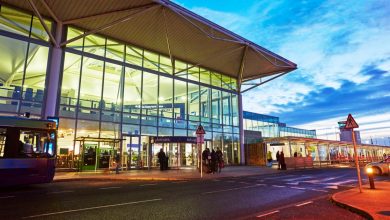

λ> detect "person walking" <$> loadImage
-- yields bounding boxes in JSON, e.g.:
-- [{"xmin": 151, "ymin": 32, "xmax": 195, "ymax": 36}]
[
  {"xmin": 202, "ymin": 148, "xmax": 211, "ymax": 173},
  {"xmin": 276, "ymin": 151, "xmax": 280, "ymax": 170},
  {"xmin": 210, "ymin": 149, "xmax": 217, "ymax": 174},
  {"xmin": 158, "ymin": 148, "xmax": 166, "ymax": 171},
  {"xmin": 267, "ymin": 151, "xmax": 273, "ymax": 167},
  {"xmin": 115, "ymin": 153, "xmax": 121, "ymax": 174},
  {"xmin": 280, "ymin": 150, "xmax": 286, "ymax": 170},
  {"xmin": 216, "ymin": 147, "xmax": 223, "ymax": 173}
]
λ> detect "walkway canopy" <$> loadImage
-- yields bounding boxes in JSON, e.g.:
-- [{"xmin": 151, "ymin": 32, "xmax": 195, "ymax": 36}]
[{"xmin": 2, "ymin": 0, "xmax": 297, "ymax": 92}]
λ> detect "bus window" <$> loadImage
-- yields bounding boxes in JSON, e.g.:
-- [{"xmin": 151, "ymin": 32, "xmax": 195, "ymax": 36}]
[
  {"xmin": 19, "ymin": 130, "xmax": 56, "ymax": 158},
  {"xmin": 0, "ymin": 128, "xmax": 6, "ymax": 157}
]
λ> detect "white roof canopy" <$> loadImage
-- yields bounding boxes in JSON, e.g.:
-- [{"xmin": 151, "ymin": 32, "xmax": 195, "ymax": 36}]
[{"xmin": 2, "ymin": 0, "xmax": 297, "ymax": 91}]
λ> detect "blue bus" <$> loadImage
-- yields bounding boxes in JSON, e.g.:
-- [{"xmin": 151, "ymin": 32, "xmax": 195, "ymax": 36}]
[{"xmin": 0, "ymin": 116, "xmax": 57, "ymax": 187}]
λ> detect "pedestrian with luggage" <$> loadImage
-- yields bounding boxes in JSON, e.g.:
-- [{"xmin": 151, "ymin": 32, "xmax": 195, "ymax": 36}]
[{"xmin": 158, "ymin": 148, "xmax": 166, "ymax": 171}]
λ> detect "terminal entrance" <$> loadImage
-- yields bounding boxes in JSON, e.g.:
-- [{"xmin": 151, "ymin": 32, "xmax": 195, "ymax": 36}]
[
  {"xmin": 75, "ymin": 137, "xmax": 122, "ymax": 171},
  {"xmin": 122, "ymin": 135, "xmax": 210, "ymax": 170}
]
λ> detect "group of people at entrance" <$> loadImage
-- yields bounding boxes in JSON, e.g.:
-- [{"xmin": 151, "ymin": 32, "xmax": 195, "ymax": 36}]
[
  {"xmin": 202, "ymin": 148, "xmax": 224, "ymax": 174},
  {"xmin": 267, "ymin": 150, "xmax": 286, "ymax": 170}
]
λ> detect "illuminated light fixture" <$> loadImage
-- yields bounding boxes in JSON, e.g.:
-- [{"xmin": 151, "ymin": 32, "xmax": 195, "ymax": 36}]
[
  {"xmin": 181, "ymin": 96, "xmax": 186, "ymax": 101},
  {"xmin": 366, "ymin": 167, "xmax": 373, "ymax": 174},
  {"xmin": 159, "ymin": 97, "xmax": 165, "ymax": 101}
]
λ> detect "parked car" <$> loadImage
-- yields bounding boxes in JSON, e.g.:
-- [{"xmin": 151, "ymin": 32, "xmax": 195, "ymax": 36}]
[{"xmin": 365, "ymin": 157, "xmax": 390, "ymax": 175}]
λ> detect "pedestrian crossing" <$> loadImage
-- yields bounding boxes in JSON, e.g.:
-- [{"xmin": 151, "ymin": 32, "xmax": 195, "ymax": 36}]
[{"xmin": 218, "ymin": 172, "xmax": 369, "ymax": 193}]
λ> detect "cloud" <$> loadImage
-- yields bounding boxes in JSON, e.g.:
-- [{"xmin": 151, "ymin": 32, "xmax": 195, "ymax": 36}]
[
  {"xmin": 176, "ymin": 0, "xmax": 390, "ymax": 140},
  {"xmin": 190, "ymin": 7, "xmax": 252, "ymax": 34}
]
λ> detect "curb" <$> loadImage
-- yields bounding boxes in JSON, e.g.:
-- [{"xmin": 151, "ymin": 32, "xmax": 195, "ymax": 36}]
[
  {"xmin": 53, "ymin": 177, "xmax": 185, "ymax": 182},
  {"xmin": 331, "ymin": 194, "xmax": 373, "ymax": 220}
]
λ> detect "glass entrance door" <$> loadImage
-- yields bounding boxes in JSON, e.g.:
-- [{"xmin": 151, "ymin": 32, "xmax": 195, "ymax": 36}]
[{"xmin": 123, "ymin": 135, "xmax": 141, "ymax": 169}]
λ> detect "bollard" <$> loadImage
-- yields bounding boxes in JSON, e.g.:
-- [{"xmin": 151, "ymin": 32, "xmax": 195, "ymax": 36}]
[{"xmin": 366, "ymin": 167, "xmax": 375, "ymax": 189}]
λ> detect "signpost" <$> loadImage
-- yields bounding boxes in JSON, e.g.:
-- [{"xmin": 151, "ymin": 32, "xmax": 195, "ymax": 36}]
[
  {"xmin": 345, "ymin": 114, "xmax": 362, "ymax": 193},
  {"xmin": 196, "ymin": 125, "xmax": 205, "ymax": 178}
]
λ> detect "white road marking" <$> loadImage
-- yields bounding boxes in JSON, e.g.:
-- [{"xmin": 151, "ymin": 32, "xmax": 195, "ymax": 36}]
[
  {"xmin": 99, "ymin": 186, "xmax": 121, "ymax": 190},
  {"xmin": 47, "ymin": 191, "xmax": 74, "ymax": 194},
  {"xmin": 0, "ymin": 196, "xmax": 16, "ymax": 199},
  {"xmin": 327, "ymin": 179, "xmax": 356, "ymax": 185},
  {"xmin": 302, "ymin": 177, "xmax": 340, "ymax": 184},
  {"xmin": 22, "ymin": 198, "xmax": 162, "ymax": 219},
  {"xmin": 290, "ymin": 187, "xmax": 306, "ymax": 190},
  {"xmin": 202, "ymin": 184, "xmax": 264, "ymax": 195},
  {"xmin": 324, "ymin": 185, "xmax": 338, "ymax": 190},
  {"xmin": 286, "ymin": 182, "xmax": 299, "ymax": 185},
  {"xmin": 296, "ymin": 201, "xmax": 313, "ymax": 207},
  {"xmin": 139, "ymin": 183, "xmax": 157, "ymax": 186},
  {"xmin": 284, "ymin": 176, "xmax": 314, "ymax": 182},
  {"xmin": 256, "ymin": 210, "xmax": 279, "ymax": 218},
  {"xmin": 310, "ymin": 189, "xmax": 328, "ymax": 192},
  {"xmin": 272, "ymin": 185, "xmax": 286, "ymax": 188}
]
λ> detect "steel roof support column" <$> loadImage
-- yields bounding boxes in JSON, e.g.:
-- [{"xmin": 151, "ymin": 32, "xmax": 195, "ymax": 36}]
[
  {"xmin": 237, "ymin": 46, "xmax": 248, "ymax": 93},
  {"xmin": 241, "ymin": 71, "xmax": 289, "ymax": 93},
  {"xmin": 61, "ymin": 5, "xmax": 159, "ymax": 47},
  {"xmin": 27, "ymin": 0, "xmax": 58, "ymax": 47},
  {"xmin": 237, "ymin": 46, "xmax": 247, "ymax": 165},
  {"xmin": 238, "ymin": 92, "xmax": 245, "ymax": 165},
  {"xmin": 40, "ymin": 0, "xmax": 60, "ymax": 23},
  {"xmin": 43, "ymin": 22, "xmax": 63, "ymax": 118},
  {"xmin": 162, "ymin": 8, "xmax": 174, "ymax": 72}
]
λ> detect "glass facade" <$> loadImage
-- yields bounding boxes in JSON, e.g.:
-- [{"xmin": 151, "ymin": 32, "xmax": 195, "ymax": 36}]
[
  {"xmin": 0, "ymin": 5, "xmax": 51, "ymax": 117},
  {"xmin": 243, "ymin": 111, "xmax": 316, "ymax": 138},
  {"xmin": 56, "ymin": 26, "xmax": 240, "ymax": 168},
  {"xmin": 0, "ymin": 5, "xmax": 241, "ymax": 170}
]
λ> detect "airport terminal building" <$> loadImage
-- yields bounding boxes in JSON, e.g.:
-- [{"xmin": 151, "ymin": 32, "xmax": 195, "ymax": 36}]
[{"xmin": 0, "ymin": 1, "xmax": 296, "ymax": 170}]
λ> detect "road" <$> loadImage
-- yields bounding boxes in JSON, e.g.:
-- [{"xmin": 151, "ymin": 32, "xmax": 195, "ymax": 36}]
[{"xmin": 0, "ymin": 168, "xmax": 388, "ymax": 220}]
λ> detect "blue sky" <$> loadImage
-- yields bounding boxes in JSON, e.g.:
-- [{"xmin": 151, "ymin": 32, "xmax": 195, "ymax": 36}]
[{"xmin": 174, "ymin": 0, "xmax": 390, "ymax": 144}]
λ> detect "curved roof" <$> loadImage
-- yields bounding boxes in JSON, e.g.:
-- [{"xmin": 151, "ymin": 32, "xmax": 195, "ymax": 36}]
[{"xmin": 1, "ymin": 0, "xmax": 297, "ymax": 82}]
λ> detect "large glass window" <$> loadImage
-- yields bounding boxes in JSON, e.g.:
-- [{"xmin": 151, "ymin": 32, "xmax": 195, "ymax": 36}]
[
  {"xmin": 140, "ymin": 72, "xmax": 158, "ymax": 127},
  {"xmin": 188, "ymin": 82, "xmax": 199, "ymax": 122},
  {"xmin": 173, "ymin": 79, "xmax": 187, "ymax": 129},
  {"xmin": 84, "ymin": 34, "xmax": 106, "ymax": 57},
  {"xmin": 159, "ymin": 75, "xmax": 173, "ymax": 127},
  {"xmin": 60, "ymin": 53, "xmax": 81, "ymax": 117},
  {"xmin": 21, "ymin": 43, "xmax": 49, "ymax": 114},
  {"xmin": 211, "ymin": 89, "xmax": 221, "ymax": 124},
  {"xmin": 78, "ymin": 58, "xmax": 103, "ymax": 121},
  {"xmin": 200, "ymin": 86, "xmax": 211, "ymax": 123},
  {"xmin": 102, "ymin": 62, "xmax": 123, "ymax": 122},
  {"xmin": 0, "ymin": 35, "xmax": 27, "ymax": 113}
]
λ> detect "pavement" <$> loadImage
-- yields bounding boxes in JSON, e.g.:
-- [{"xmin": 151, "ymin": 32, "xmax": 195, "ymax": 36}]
[
  {"xmin": 332, "ymin": 180, "xmax": 390, "ymax": 220},
  {"xmin": 54, "ymin": 166, "xmax": 280, "ymax": 182},
  {"xmin": 54, "ymin": 166, "xmax": 390, "ymax": 219}
]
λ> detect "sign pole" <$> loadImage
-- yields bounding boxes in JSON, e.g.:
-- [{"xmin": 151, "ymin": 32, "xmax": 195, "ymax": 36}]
[
  {"xmin": 196, "ymin": 125, "xmax": 206, "ymax": 179},
  {"xmin": 352, "ymin": 128, "xmax": 363, "ymax": 193},
  {"xmin": 200, "ymin": 142, "xmax": 202, "ymax": 178}
]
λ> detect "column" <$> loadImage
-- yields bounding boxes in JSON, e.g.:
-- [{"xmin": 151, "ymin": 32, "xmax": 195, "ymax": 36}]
[
  {"xmin": 43, "ymin": 23, "xmax": 63, "ymax": 118},
  {"xmin": 238, "ymin": 92, "xmax": 245, "ymax": 165}
]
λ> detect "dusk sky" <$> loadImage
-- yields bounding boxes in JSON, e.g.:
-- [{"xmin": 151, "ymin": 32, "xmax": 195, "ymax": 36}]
[{"xmin": 174, "ymin": 0, "xmax": 390, "ymax": 145}]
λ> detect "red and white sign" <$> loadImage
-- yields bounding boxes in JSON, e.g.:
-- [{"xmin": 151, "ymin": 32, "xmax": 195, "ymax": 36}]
[{"xmin": 345, "ymin": 114, "xmax": 359, "ymax": 129}]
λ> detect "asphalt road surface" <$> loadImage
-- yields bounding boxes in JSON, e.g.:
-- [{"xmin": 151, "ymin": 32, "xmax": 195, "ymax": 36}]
[{"xmin": 1, "ymin": 168, "xmax": 388, "ymax": 220}]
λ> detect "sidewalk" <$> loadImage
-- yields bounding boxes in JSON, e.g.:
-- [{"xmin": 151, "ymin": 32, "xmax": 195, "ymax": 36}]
[
  {"xmin": 54, "ymin": 166, "xmax": 280, "ymax": 182},
  {"xmin": 332, "ymin": 181, "xmax": 390, "ymax": 220}
]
